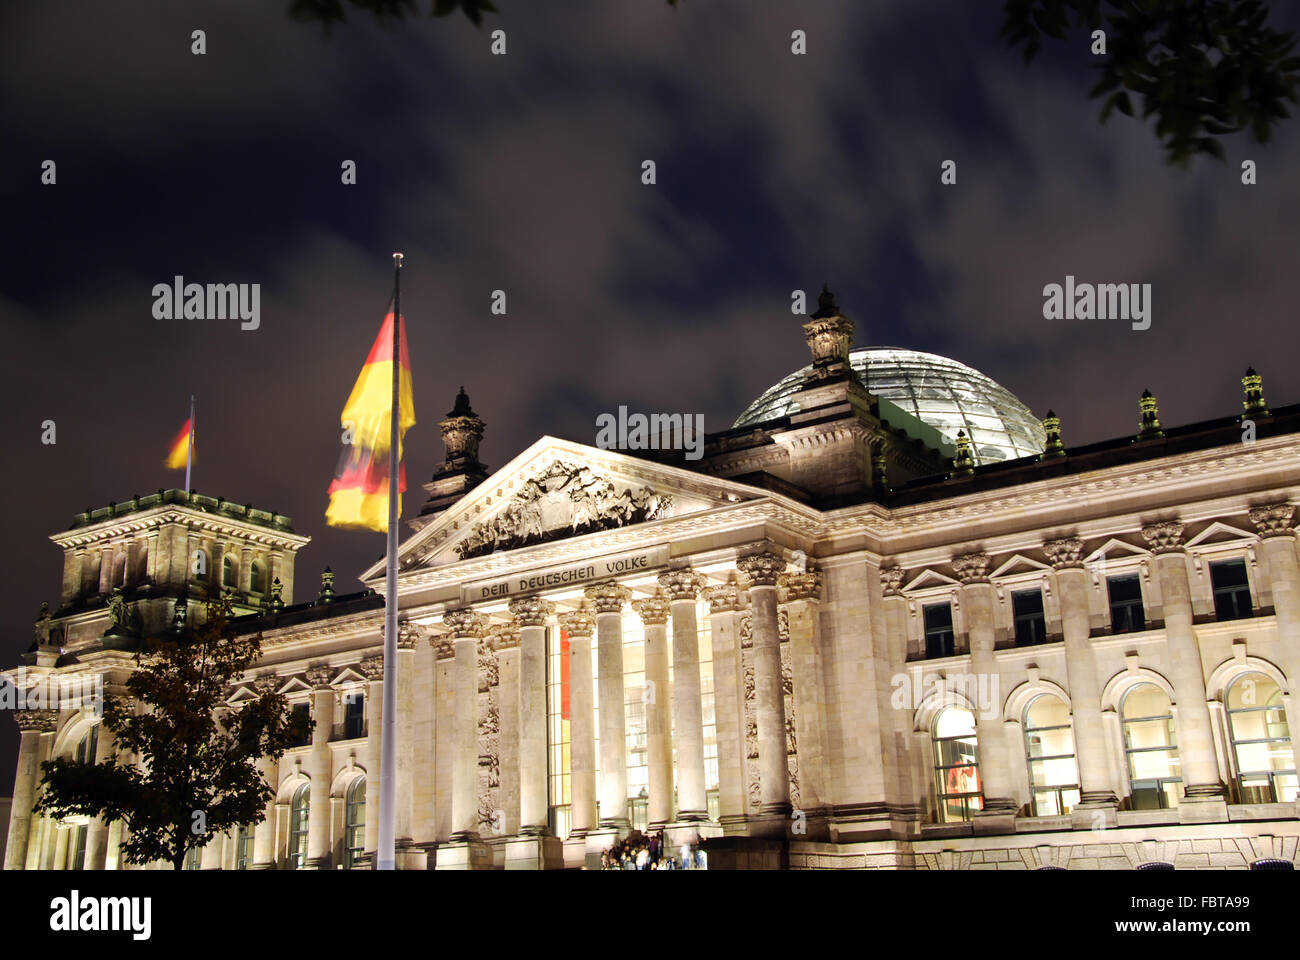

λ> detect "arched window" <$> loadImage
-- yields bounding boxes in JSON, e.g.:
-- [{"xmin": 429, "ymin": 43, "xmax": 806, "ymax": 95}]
[
  {"xmin": 289, "ymin": 783, "xmax": 310, "ymax": 870},
  {"xmin": 75, "ymin": 724, "xmax": 99, "ymax": 765},
  {"xmin": 70, "ymin": 823, "xmax": 89, "ymax": 870},
  {"xmin": 222, "ymin": 556, "xmax": 236, "ymax": 589},
  {"xmin": 1121, "ymin": 684, "xmax": 1181, "ymax": 809},
  {"xmin": 1226, "ymin": 673, "xmax": 1298, "ymax": 804},
  {"xmin": 1024, "ymin": 695, "xmax": 1080, "ymax": 816},
  {"xmin": 343, "ymin": 777, "xmax": 366, "ymax": 869},
  {"xmin": 933, "ymin": 707, "xmax": 983, "ymax": 822},
  {"xmin": 249, "ymin": 561, "xmax": 266, "ymax": 594},
  {"xmin": 235, "ymin": 824, "xmax": 254, "ymax": 870}
]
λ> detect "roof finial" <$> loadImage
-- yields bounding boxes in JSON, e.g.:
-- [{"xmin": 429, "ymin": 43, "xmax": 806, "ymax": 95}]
[
  {"xmin": 811, "ymin": 283, "xmax": 839, "ymax": 319},
  {"xmin": 1241, "ymin": 367, "xmax": 1269, "ymax": 418},
  {"xmin": 1041, "ymin": 410, "xmax": 1065, "ymax": 458},
  {"xmin": 951, "ymin": 430, "xmax": 976, "ymax": 476},
  {"xmin": 1137, "ymin": 389, "xmax": 1164, "ymax": 440}
]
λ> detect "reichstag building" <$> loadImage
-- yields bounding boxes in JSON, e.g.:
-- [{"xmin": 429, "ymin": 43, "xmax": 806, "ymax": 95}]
[{"xmin": 5, "ymin": 288, "xmax": 1298, "ymax": 870}]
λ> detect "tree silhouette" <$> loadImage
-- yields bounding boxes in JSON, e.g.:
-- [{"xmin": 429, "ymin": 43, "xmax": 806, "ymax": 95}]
[
  {"xmin": 32, "ymin": 599, "xmax": 311, "ymax": 870},
  {"xmin": 1003, "ymin": 0, "xmax": 1300, "ymax": 166}
]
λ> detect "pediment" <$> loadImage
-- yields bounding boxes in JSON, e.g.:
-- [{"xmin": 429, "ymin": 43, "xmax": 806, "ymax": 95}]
[
  {"xmin": 373, "ymin": 436, "xmax": 771, "ymax": 578},
  {"xmin": 1084, "ymin": 537, "xmax": 1150, "ymax": 563},
  {"xmin": 902, "ymin": 569, "xmax": 960, "ymax": 593},
  {"xmin": 1185, "ymin": 521, "xmax": 1256, "ymax": 548},
  {"xmin": 990, "ymin": 553, "xmax": 1053, "ymax": 578}
]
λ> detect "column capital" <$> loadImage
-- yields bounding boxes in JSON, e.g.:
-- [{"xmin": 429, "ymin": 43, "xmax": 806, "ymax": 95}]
[
  {"xmin": 305, "ymin": 665, "xmax": 333, "ymax": 690},
  {"xmin": 15, "ymin": 709, "xmax": 58, "ymax": 732},
  {"xmin": 632, "ymin": 590, "xmax": 671, "ymax": 625},
  {"xmin": 489, "ymin": 622, "xmax": 522, "ymax": 650},
  {"xmin": 252, "ymin": 675, "xmax": 280, "ymax": 696},
  {"xmin": 1141, "ymin": 520, "xmax": 1186, "ymax": 554},
  {"xmin": 394, "ymin": 618, "xmax": 425, "ymax": 649},
  {"xmin": 557, "ymin": 604, "xmax": 596, "ymax": 637},
  {"xmin": 443, "ymin": 608, "xmax": 489, "ymax": 638},
  {"xmin": 657, "ymin": 568, "xmax": 707, "ymax": 601},
  {"xmin": 952, "ymin": 552, "xmax": 990, "ymax": 584},
  {"xmin": 434, "ymin": 637, "xmax": 456, "ymax": 661},
  {"xmin": 779, "ymin": 570, "xmax": 823, "ymax": 602},
  {"xmin": 507, "ymin": 596, "xmax": 555, "ymax": 628},
  {"xmin": 1249, "ymin": 502, "xmax": 1295, "ymax": 539},
  {"xmin": 1044, "ymin": 537, "xmax": 1086, "ymax": 570},
  {"xmin": 359, "ymin": 655, "xmax": 385, "ymax": 681},
  {"xmin": 736, "ymin": 551, "xmax": 784, "ymax": 587},
  {"xmin": 880, "ymin": 565, "xmax": 905, "ymax": 597},
  {"xmin": 584, "ymin": 580, "xmax": 632, "ymax": 614},
  {"xmin": 704, "ymin": 582, "xmax": 745, "ymax": 613}
]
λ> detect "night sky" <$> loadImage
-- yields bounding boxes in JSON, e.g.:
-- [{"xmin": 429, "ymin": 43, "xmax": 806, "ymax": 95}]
[{"xmin": 2, "ymin": 0, "xmax": 1298, "ymax": 790}]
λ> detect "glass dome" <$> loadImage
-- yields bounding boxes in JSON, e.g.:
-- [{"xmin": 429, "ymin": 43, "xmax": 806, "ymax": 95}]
[{"xmin": 734, "ymin": 347, "xmax": 1046, "ymax": 465}]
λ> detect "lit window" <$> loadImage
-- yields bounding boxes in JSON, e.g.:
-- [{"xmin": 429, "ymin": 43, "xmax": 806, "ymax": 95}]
[
  {"xmin": 1107, "ymin": 574, "xmax": 1144, "ymax": 633},
  {"xmin": 923, "ymin": 603, "xmax": 955, "ymax": 658},
  {"xmin": 547, "ymin": 625, "xmax": 572, "ymax": 840},
  {"xmin": 933, "ymin": 707, "xmax": 983, "ymax": 822},
  {"xmin": 1012, "ymin": 589, "xmax": 1047, "ymax": 646},
  {"xmin": 343, "ymin": 777, "xmax": 366, "ymax": 869},
  {"xmin": 1023, "ymin": 695, "xmax": 1080, "ymax": 816},
  {"xmin": 288, "ymin": 783, "xmax": 310, "ymax": 869},
  {"xmin": 1121, "ymin": 684, "xmax": 1181, "ymax": 809},
  {"xmin": 1226, "ymin": 673, "xmax": 1297, "ymax": 804},
  {"xmin": 75, "ymin": 725, "xmax": 99, "ymax": 765},
  {"xmin": 235, "ymin": 824, "xmax": 254, "ymax": 870},
  {"xmin": 1210, "ymin": 559, "xmax": 1252, "ymax": 621}
]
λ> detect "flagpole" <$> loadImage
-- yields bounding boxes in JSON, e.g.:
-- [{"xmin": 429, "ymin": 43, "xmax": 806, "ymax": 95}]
[
  {"xmin": 377, "ymin": 253, "xmax": 403, "ymax": 871},
  {"xmin": 185, "ymin": 395, "xmax": 195, "ymax": 493}
]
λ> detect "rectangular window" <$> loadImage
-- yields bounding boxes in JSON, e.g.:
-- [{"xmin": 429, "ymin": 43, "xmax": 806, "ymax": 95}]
[
  {"xmin": 923, "ymin": 603, "xmax": 955, "ymax": 658},
  {"xmin": 547, "ymin": 626, "xmax": 572, "ymax": 840},
  {"xmin": 1107, "ymin": 574, "xmax": 1144, "ymax": 634},
  {"xmin": 236, "ymin": 825, "xmax": 254, "ymax": 870},
  {"xmin": 1210, "ymin": 559, "xmax": 1252, "ymax": 621},
  {"xmin": 344, "ymin": 692, "xmax": 365, "ymax": 740},
  {"xmin": 71, "ymin": 824, "xmax": 88, "ymax": 870},
  {"xmin": 292, "ymin": 703, "xmax": 311, "ymax": 747},
  {"xmin": 1012, "ymin": 589, "xmax": 1047, "ymax": 646}
]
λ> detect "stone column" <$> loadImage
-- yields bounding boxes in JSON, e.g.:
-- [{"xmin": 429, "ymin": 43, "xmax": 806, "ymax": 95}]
[
  {"xmin": 123, "ymin": 542, "xmax": 140, "ymax": 590},
  {"xmin": 1141, "ymin": 522, "xmax": 1227, "ymax": 815},
  {"xmin": 780, "ymin": 568, "xmax": 831, "ymax": 817},
  {"xmin": 5, "ymin": 710, "xmax": 57, "ymax": 870},
  {"xmin": 659, "ymin": 569, "xmax": 709, "ymax": 821},
  {"xmin": 211, "ymin": 542, "xmax": 225, "ymax": 594},
  {"xmin": 239, "ymin": 545, "xmax": 253, "ymax": 593},
  {"xmin": 492, "ymin": 624, "xmax": 522, "ymax": 838},
  {"xmin": 509, "ymin": 597, "xmax": 554, "ymax": 835},
  {"xmin": 633, "ymin": 592, "xmax": 673, "ymax": 828},
  {"xmin": 394, "ymin": 621, "xmax": 420, "ymax": 853},
  {"xmin": 1044, "ymin": 538, "xmax": 1119, "ymax": 822},
  {"xmin": 1249, "ymin": 504, "xmax": 1300, "ymax": 776},
  {"xmin": 444, "ymin": 610, "xmax": 488, "ymax": 840},
  {"xmin": 411, "ymin": 630, "xmax": 436, "ymax": 849},
  {"xmin": 586, "ymin": 581, "xmax": 631, "ymax": 830},
  {"xmin": 952, "ymin": 552, "xmax": 1018, "ymax": 822},
  {"xmin": 305, "ymin": 665, "xmax": 335, "ymax": 869},
  {"xmin": 880, "ymin": 567, "xmax": 924, "ymax": 816},
  {"xmin": 559, "ymin": 605, "xmax": 598, "ymax": 836},
  {"xmin": 360, "ymin": 655, "xmax": 385, "ymax": 857},
  {"xmin": 433, "ymin": 639, "xmax": 455, "ymax": 841},
  {"xmin": 705, "ymin": 582, "xmax": 748, "ymax": 831},
  {"xmin": 85, "ymin": 718, "xmax": 116, "ymax": 869},
  {"xmin": 98, "ymin": 545, "xmax": 115, "ymax": 595},
  {"xmin": 736, "ymin": 554, "xmax": 791, "ymax": 817},
  {"xmin": 251, "ymin": 677, "xmax": 279, "ymax": 868},
  {"xmin": 62, "ymin": 548, "xmax": 85, "ymax": 606},
  {"xmin": 53, "ymin": 822, "xmax": 70, "ymax": 869}
]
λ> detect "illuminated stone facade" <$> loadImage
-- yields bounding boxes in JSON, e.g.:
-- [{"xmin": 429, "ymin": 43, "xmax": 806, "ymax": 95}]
[{"xmin": 5, "ymin": 295, "xmax": 1299, "ymax": 870}]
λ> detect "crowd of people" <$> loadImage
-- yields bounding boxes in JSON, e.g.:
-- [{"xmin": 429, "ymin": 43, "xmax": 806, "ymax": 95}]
[{"xmin": 598, "ymin": 831, "xmax": 708, "ymax": 870}]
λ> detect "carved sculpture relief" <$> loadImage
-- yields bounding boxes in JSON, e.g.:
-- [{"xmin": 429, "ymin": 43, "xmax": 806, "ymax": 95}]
[{"xmin": 740, "ymin": 609, "xmax": 798, "ymax": 811}]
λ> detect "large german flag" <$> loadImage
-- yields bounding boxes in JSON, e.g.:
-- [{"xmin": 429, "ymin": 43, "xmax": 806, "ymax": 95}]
[{"xmin": 326, "ymin": 312, "xmax": 415, "ymax": 532}]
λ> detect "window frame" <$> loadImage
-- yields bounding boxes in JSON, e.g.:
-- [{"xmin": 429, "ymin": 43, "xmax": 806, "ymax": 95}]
[
  {"xmin": 1120, "ymin": 683, "xmax": 1182, "ymax": 810},
  {"xmin": 1022, "ymin": 694, "xmax": 1081, "ymax": 817},
  {"xmin": 1225, "ymin": 672, "xmax": 1297, "ymax": 805}
]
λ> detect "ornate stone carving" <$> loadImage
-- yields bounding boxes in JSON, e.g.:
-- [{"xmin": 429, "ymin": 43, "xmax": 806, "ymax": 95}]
[
  {"xmin": 252, "ymin": 675, "xmax": 280, "ymax": 695},
  {"xmin": 880, "ymin": 566, "xmax": 905, "ymax": 597},
  {"xmin": 434, "ymin": 637, "xmax": 455, "ymax": 661},
  {"xmin": 306, "ymin": 665, "xmax": 333, "ymax": 690},
  {"xmin": 454, "ymin": 460, "xmax": 672, "ymax": 560},
  {"xmin": 395, "ymin": 618, "xmax": 425, "ymax": 649},
  {"xmin": 16, "ymin": 709, "xmax": 58, "ymax": 732},
  {"xmin": 1044, "ymin": 537, "xmax": 1085, "ymax": 569},
  {"xmin": 507, "ymin": 596, "xmax": 554, "ymax": 628},
  {"xmin": 478, "ymin": 636, "xmax": 499, "ymax": 692},
  {"xmin": 443, "ymin": 609, "xmax": 488, "ymax": 638},
  {"xmin": 1249, "ymin": 503, "xmax": 1295, "ymax": 539},
  {"xmin": 489, "ymin": 622, "xmax": 521, "ymax": 650},
  {"xmin": 736, "ymin": 551, "xmax": 785, "ymax": 588},
  {"xmin": 1141, "ymin": 521, "xmax": 1186, "ymax": 554},
  {"xmin": 359, "ymin": 655, "xmax": 384, "ymax": 681},
  {"xmin": 34, "ymin": 602, "xmax": 52, "ymax": 646},
  {"xmin": 704, "ymin": 582, "xmax": 744, "ymax": 614},
  {"xmin": 779, "ymin": 570, "xmax": 823, "ymax": 603},
  {"xmin": 557, "ymin": 604, "xmax": 596, "ymax": 637},
  {"xmin": 632, "ymin": 592, "xmax": 670, "ymax": 626},
  {"xmin": 584, "ymin": 580, "xmax": 631, "ymax": 614},
  {"xmin": 952, "ymin": 552, "xmax": 991, "ymax": 584},
  {"xmin": 657, "ymin": 569, "xmax": 706, "ymax": 602}
]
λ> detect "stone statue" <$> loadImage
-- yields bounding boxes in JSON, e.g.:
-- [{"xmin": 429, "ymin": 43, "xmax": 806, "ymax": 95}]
[
  {"xmin": 107, "ymin": 589, "xmax": 127, "ymax": 630},
  {"xmin": 35, "ymin": 602, "xmax": 52, "ymax": 646}
]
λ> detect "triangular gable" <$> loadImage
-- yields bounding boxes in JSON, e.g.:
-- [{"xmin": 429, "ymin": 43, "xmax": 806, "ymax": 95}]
[
  {"xmin": 227, "ymin": 684, "xmax": 258, "ymax": 704},
  {"xmin": 902, "ymin": 569, "xmax": 960, "ymax": 592},
  {"xmin": 990, "ymin": 553, "xmax": 1053, "ymax": 578},
  {"xmin": 331, "ymin": 665, "xmax": 368, "ymax": 688},
  {"xmin": 277, "ymin": 676, "xmax": 311, "ymax": 696},
  {"xmin": 1185, "ymin": 521, "xmax": 1256, "ymax": 548},
  {"xmin": 369, "ymin": 435, "xmax": 784, "ymax": 579},
  {"xmin": 1084, "ymin": 538, "xmax": 1150, "ymax": 563}
]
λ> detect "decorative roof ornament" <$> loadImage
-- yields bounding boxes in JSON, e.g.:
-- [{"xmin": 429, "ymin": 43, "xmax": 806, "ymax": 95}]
[
  {"xmin": 951, "ymin": 430, "xmax": 976, "ymax": 476},
  {"xmin": 1041, "ymin": 409, "xmax": 1065, "ymax": 458},
  {"xmin": 318, "ymin": 566, "xmax": 335, "ymax": 603},
  {"xmin": 1137, "ymin": 389, "xmax": 1164, "ymax": 440},
  {"xmin": 172, "ymin": 594, "xmax": 188, "ymax": 632},
  {"xmin": 801, "ymin": 284, "xmax": 855, "ymax": 369},
  {"xmin": 34, "ymin": 601, "xmax": 53, "ymax": 647},
  {"xmin": 1241, "ymin": 367, "xmax": 1269, "ymax": 418},
  {"xmin": 440, "ymin": 386, "xmax": 486, "ymax": 468},
  {"xmin": 268, "ymin": 577, "xmax": 285, "ymax": 612}
]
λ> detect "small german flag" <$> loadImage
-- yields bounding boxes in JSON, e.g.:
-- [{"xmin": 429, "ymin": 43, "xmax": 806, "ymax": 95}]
[
  {"xmin": 165, "ymin": 417, "xmax": 193, "ymax": 470},
  {"xmin": 326, "ymin": 312, "xmax": 415, "ymax": 532}
]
